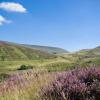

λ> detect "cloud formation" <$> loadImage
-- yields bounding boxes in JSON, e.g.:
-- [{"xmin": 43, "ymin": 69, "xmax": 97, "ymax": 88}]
[
  {"xmin": 0, "ymin": 2, "xmax": 27, "ymax": 13},
  {"xmin": 0, "ymin": 15, "xmax": 11, "ymax": 25}
]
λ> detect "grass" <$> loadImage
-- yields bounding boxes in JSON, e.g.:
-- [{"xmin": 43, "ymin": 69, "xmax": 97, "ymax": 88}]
[
  {"xmin": 0, "ymin": 57, "xmax": 73, "ymax": 72},
  {"xmin": 0, "ymin": 70, "xmax": 56, "ymax": 100},
  {"xmin": 0, "ymin": 54, "xmax": 99, "ymax": 100},
  {"xmin": 0, "ymin": 57, "xmax": 75, "ymax": 100},
  {"xmin": 0, "ymin": 41, "xmax": 100, "ymax": 100}
]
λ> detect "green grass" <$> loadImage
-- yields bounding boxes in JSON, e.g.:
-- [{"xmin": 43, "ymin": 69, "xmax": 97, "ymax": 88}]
[
  {"xmin": 0, "ymin": 44, "xmax": 100, "ymax": 100},
  {"xmin": 0, "ymin": 57, "xmax": 73, "ymax": 72}
]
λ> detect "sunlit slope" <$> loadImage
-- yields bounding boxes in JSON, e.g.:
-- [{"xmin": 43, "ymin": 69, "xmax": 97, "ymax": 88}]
[
  {"xmin": 0, "ymin": 41, "xmax": 56, "ymax": 61},
  {"xmin": 76, "ymin": 46, "xmax": 100, "ymax": 58},
  {"xmin": 22, "ymin": 44, "xmax": 68, "ymax": 54},
  {"xmin": 58, "ymin": 46, "xmax": 100, "ymax": 66}
]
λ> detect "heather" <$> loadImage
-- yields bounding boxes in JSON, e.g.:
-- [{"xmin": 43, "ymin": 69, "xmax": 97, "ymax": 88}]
[
  {"xmin": 40, "ymin": 67, "xmax": 100, "ymax": 100},
  {"xmin": 0, "ymin": 70, "xmax": 36, "ymax": 95},
  {"xmin": 0, "ymin": 69, "xmax": 56, "ymax": 100}
]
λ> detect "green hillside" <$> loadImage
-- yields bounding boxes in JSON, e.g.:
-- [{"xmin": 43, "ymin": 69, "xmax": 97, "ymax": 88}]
[
  {"xmin": 70, "ymin": 46, "xmax": 100, "ymax": 66},
  {"xmin": 58, "ymin": 46, "xmax": 100, "ymax": 66},
  {"xmin": 22, "ymin": 44, "xmax": 68, "ymax": 54},
  {"xmin": 0, "ymin": 41, "xmax": 56, "ymax": 61},
  {"xmin": 76, "ymin": 46, "xmax": 100, "ymax": 58}
]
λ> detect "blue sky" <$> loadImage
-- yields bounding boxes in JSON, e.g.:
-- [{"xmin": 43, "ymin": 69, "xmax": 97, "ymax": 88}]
[{"xmin": 0, "ymin": 0, "xmax": 100, "ymax": 51}]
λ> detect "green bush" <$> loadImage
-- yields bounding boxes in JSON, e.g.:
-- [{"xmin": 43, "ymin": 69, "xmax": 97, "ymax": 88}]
[{"xmin": 18, "ymin": 65, "xmax": 33, "ymax": 70}]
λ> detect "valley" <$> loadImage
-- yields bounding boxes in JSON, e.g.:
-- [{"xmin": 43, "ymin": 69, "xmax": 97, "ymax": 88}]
[{"xmin": 0, "ymin": 41, "xmax": 100, "ymax": 100}]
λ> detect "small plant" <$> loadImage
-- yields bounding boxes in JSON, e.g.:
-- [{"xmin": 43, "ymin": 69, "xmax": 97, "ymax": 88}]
[
  {"xmin": 18, "ymin": 65, "xmax": 33, "ymax": 70},
  {"xmin": 0, "ymin": 73, "xmax": 10, "ymax": 82}
]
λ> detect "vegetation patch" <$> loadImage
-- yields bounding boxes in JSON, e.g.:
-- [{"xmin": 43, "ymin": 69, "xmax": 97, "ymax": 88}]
[
  {"xmin": 40, "ymin": 67, "xmax": 100, "ymax": 100},
  {"xmin": 0, "ymin": 73, "xmax": 10, "ymax": 82},
  {"xmin": 18, "ymin": 65, "xmax": 33, "ymax": 70}
]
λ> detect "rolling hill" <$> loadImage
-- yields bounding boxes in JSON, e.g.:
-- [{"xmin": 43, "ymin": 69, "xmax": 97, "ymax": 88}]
[
  {"xmin": 77, "ymin": 46, "xmax": 100, "ymax": 58},
  {"xmin": 58, "ymin": 46, "xmax": 100, "ymax": 66},
  {"xmin": 0, "ymin": 41, "xmax": 56, "ymax": 61},
  {"xmin": 22, "ymin": 44, "xmax": 69, "ymax": 54},
  {"xmin": 71, "ymin": 46, "xmax": 100, "ymax": 66}
]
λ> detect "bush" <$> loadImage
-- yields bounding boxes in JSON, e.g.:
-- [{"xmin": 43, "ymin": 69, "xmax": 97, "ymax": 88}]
[
  {"xmin": 18, "ymin": 65, "xmax": 33, "ymax": 70},
  {"xmin": 40, "ymin": 67, "xmax": 100, "ymax": 100},
  {"xmin": 0, "ymin": 73, "xmax": 10, "ymax": 82}
]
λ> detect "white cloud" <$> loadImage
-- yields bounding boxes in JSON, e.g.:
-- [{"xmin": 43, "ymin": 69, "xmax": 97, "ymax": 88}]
[
  {"xmin": 0, "ymin": 15, "xmax": 12, "ymax": 26},
  {"xmin": 0, "ymin": 2, "xmax": 27, "ymax": 13}
]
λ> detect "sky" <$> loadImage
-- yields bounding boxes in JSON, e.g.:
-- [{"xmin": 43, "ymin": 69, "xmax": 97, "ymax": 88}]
[{"xmin": 0, "ymin": 0, "xmax": 100, "ymax": 52}]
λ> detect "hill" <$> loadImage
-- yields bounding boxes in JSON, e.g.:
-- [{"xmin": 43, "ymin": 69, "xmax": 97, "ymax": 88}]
[
  {"xmin": 70, "ymin": 46, "xmax": 100, "ymax": 66},
  {"xmin": 0, "ymin": 41, "xmax": 56, "ymax": 61},
  {"xmin": 77, "ymin": 46, "xmax": 100, "ymax": 58},
  {"xmin": 59, "ymin": 46, "xmax": 100, "ymax": 66},
  {"xmin": 22, "ymin": 44, "xmax": 68, "ymax": 54}
]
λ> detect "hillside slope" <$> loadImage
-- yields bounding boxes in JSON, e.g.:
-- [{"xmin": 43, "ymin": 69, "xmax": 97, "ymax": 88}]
[
  {"xmin": 0, "ymin": 41, "xmax": 56, "ymax": 61},
  {"xmin": 77, "ymin": 46, "xmax": 100, "ymax": 58},
  {"xmin": 59, "ymin": 46, "xmax": 100, "ymax": 66},
  {"xmin": 22, "ymin": 44, "xmax": 68, "ymax": 54}
]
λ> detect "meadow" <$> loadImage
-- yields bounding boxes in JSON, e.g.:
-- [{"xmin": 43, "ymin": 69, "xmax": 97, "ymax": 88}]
[
  {"xmin": 0, "ymin": 55, "xmax": 99, "ymax": 100},
  {"xmin": 0, "ymin": 56, "xmax": 72, "ymax": 99},
  {"xmin": 0, "ymin": 42, "xmax": 100, "ymax": 100}
]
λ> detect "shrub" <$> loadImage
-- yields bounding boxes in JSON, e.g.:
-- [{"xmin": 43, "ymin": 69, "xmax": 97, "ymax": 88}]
[
  {"xmin": 0, "ymin": 73, "xmax": 10, "ymax": 82},
  {"xmin": 18, "ymin": 65, "xmax": 33, "ymax": 70},
  {"xmin": 40, "ymin": 67, "xmax": 100, "ymax": 100}
]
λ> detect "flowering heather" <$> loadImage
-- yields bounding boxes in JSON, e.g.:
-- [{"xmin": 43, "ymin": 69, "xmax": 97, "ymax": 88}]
[
  {"xmin": 40, "ymin": 67, "xmax": 100, "ymax": 100},
  {"xmin": 0, "ymin": 69, "xmax": 39, "ymax": 95}
]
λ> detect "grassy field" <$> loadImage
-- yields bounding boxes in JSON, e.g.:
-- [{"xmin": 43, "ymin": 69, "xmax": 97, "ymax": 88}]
[
  {"xmin": 0, "ymin": 42, "xmax": 100, "ymax": 100},
  {"xmin": 0, "ymin": 57, "xmax": 71, "ymax": 100},
  {"xmin": 0, "ymin": 56, "xmax": 99, "ymax": 100}
]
